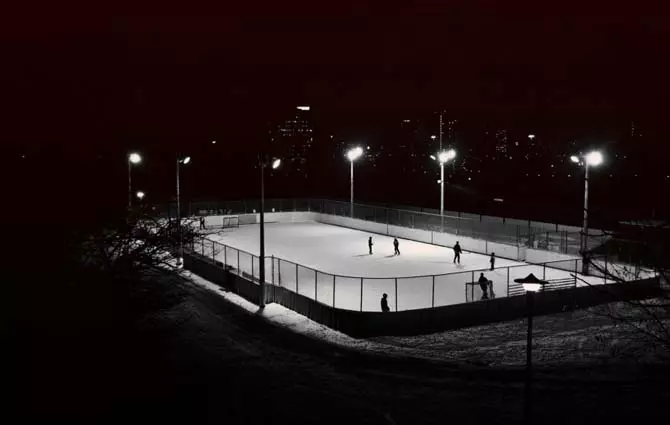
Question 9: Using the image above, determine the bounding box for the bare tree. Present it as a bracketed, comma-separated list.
[581, 220, 670, 350]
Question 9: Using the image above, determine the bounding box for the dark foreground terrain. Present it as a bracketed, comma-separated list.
[7, 275, 670, 425]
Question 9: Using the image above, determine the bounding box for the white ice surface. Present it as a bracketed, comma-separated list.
[194, 221, 619, 312]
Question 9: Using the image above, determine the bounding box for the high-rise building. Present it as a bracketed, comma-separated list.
[270, 106, 314, 175]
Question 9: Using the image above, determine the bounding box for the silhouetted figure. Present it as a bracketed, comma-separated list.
[490, 252, 496, 271]
[453, 242, 462, 264]
[199, 216, 205, 230]
[393, 238, 400, 256]
[478, 273, 489, 299]
[381, 293, 390, 312]
[368, 236, 374, 255]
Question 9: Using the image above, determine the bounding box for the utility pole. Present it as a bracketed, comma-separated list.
[439, 110, 444, 151]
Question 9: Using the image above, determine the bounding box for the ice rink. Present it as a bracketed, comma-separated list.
[198, 221, 612, 312]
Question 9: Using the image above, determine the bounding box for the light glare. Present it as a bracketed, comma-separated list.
[136, 191, 145, 199]
[523, 283, 542, 292]
[182, 156, 191, 164]
[297, 106, 310, 111]
[585, 151, 603, 166]
[347, 147, 364, 161]
[272, 158, 281, 169]
[437, 149, 456, 164]
[129, 152, 142, 164]
[570, 155, 580, 163]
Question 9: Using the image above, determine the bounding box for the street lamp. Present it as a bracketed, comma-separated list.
[431, 149, 456, 232]
[259, 155, 282, 308]
[571, 150, 604, 274]
[136, 190, 145, 200]
[127, 152, 142, 209]
[514, 273, 545, 425]
[346, 147, 364, 218]
[176, 155, 191, 266]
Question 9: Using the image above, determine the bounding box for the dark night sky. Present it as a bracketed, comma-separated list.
[3, 1, 669, 219]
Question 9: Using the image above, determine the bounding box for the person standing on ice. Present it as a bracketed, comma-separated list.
[199, 216, 205, 230]
[381, 293, 390, 312]
[368, 237, 374, 255]
[478, 273, 490, 299]
[453, 241, 462, 264]
[393, 238, 400, 256]
[490, 252, 496, 270]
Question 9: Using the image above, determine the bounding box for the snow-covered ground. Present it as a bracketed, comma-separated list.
[192, 221, 626, 312]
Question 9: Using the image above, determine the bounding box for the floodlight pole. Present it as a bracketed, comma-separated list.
[581, 163, 590, 275]
[350, 159, 354, 218]
[440, 162, 445, 232]
[128, 160, 133, 210]
[176, 157, 183, 264]
[259, 156, 268, 308]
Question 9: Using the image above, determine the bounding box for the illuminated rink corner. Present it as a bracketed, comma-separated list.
[198, 221, 631, 312]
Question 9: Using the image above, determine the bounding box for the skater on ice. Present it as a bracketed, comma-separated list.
[368, 236, 374, 255]
[393, 238, 400, 256]
[453, 241, 462, 264]
[490, 252, 496, 270]
[478, 273, 490, 300]
[381, 293, 390, 312]
[199, 216, 205, 230]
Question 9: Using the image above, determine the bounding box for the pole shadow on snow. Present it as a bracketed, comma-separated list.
[353, 254, 370, 257]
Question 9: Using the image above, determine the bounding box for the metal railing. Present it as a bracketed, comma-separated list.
[188, 235, 652, 313]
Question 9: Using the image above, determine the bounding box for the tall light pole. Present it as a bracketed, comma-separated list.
[430, 149, 456, 232]
[259, 157, 281, 308]
[128, 152, 142, 210]
[176, 155, 191, 266]
[571, 150, 603, 274]
[346, 147, 364, 218]
[514, 273, 545, 425]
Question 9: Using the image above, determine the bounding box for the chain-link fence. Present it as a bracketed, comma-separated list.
[188, 234, 650, 313]
[166, 198, 609, 256]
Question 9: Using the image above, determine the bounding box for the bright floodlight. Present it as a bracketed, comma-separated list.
[129, 152, 142, 164]
[136, 191, 145, 200]
[585, 151, 603, 166]
[271, 158, 281, 169]
[523, 283, 542, 292]
[570, 155, 580, 163]
[431, 135, 437, 140]
[182, 156, 191, 164]
[437, 149, 456, 164]
[528, 134, 536, 140]
[430, 155, 436, 160]
[297, 106, 310, 111]
[346, 147, 364, 161]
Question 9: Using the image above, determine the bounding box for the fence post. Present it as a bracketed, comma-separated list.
[395, 278, 398, 312]
[333, 275, 336, 308]
[314, 269, 318, 301]
[237, 250, 240, 271]
[507, 267, 510, 297]
[542, 264, 546, 280]
[278, 259, 281, 286]
[201, 239, 205, 256]
[296, 263, 299, 293]
[224, 244, 227, 266]
[212, 240, 215, 261]
[432, 275, 435, 308]
[271, 256, 275, 285]
[604, 256, 608, 284]
[252, 255, 254, 280]
[574, 259, 578, 286]
[360, 278, 363, 312]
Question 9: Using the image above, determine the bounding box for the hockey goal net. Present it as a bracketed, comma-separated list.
[204, 215, 240, 229]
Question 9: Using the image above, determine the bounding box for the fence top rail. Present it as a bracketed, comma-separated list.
[202, 235, 587, 281]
